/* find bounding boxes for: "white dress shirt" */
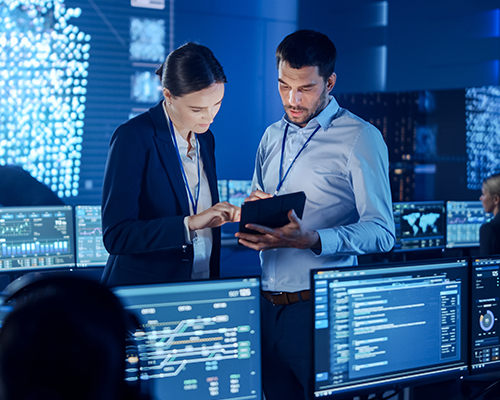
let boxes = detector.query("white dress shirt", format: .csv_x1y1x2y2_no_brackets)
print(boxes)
163,103,212,279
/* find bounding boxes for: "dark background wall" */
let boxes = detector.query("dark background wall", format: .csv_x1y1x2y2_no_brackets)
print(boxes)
3,0,498,204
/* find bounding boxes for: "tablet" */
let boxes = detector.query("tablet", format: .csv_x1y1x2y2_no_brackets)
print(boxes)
239,191,306,234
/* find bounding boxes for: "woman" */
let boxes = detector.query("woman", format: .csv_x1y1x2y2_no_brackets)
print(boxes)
101,43,239,286
479,172,500,256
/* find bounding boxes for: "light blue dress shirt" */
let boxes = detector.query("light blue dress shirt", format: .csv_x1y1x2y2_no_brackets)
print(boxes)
252,96,395,292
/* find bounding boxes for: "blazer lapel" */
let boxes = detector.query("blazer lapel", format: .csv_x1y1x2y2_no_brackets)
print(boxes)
148,102,190,215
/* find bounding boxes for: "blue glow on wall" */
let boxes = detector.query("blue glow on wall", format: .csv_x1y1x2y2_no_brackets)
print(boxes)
0,0,90,198
466,85,500,189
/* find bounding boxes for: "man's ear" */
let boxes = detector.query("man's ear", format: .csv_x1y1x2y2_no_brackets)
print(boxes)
326,73,337,92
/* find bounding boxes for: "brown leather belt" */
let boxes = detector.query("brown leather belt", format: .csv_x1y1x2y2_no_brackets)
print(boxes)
261,290,311,306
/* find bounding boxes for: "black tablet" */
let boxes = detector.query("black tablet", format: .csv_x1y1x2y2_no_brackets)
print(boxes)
239,191,306,234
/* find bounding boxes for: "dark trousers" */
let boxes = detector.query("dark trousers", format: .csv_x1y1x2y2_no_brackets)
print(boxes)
260,295,313,400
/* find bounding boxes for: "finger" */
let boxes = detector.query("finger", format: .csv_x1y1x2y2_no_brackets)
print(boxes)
232,207,241,222
237,238,265,251
245,190,272,202
253,190,273,199
235,232,262,244
288,209,300,224
245,223,276,235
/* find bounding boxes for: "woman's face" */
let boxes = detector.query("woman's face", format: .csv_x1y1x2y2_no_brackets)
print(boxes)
164,83,225,136
480,184,499,215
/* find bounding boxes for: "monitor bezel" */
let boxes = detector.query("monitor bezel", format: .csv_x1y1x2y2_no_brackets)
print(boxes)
73,204,108,268
445,200,490,249
392,200,446,253
310,258,469,398
469,255,500,374
0,205,76,271
112,275,262,400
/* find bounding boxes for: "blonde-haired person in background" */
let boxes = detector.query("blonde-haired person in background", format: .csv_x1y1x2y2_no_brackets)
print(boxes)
480,172,500,255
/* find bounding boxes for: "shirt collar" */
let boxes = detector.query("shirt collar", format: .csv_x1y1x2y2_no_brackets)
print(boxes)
280,95,340,131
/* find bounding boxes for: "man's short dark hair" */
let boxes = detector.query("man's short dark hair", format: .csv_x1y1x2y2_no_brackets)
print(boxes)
276,30,337,81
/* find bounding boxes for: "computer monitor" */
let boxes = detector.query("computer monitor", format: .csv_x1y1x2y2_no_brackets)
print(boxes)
470,256,500,372
312,259,469,398
74,205,108,267
446,201,492,248
0,205,75,270
227,180,252,207
217,180,228,203
113,277,261,400
392,201,445,252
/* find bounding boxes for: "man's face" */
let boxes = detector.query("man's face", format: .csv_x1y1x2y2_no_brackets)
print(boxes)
278,61,336,127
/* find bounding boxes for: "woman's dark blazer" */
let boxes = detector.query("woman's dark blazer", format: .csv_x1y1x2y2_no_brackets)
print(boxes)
101,101,221,286
480,213,500,256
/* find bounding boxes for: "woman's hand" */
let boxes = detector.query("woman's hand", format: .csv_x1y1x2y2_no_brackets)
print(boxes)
188,202,241,231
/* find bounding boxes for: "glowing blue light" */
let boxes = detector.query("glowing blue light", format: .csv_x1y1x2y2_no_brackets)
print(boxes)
466,85,500,189
0,0,90,198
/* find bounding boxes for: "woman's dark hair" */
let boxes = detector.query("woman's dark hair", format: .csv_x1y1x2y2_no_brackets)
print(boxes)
276,30,337,81
156,42,226,97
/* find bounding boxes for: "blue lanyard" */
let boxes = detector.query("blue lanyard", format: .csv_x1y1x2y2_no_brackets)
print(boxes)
168,119,201,214
275,123,321,195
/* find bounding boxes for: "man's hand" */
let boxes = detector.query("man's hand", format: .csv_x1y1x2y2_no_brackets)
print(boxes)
235,209,320,251
245,189,273,202
188,202,241,231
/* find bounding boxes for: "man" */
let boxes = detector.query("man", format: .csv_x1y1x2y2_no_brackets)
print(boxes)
0,274,150,400
0,165,64,206
236,30,395,400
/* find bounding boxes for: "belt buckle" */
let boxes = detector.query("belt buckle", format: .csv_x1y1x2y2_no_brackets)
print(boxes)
268,291,284,306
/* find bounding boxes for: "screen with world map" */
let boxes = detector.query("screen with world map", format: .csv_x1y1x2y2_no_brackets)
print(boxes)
393,201,445,252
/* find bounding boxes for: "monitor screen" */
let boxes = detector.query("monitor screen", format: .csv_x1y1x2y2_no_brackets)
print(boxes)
392,201,445,252
446,201,492,248
470,257,500,372
74,205,108,267
312,259,469,398
217,179,228,203
217,180,253,208
228,180,252,207
0,206,75,270
113,278,261,400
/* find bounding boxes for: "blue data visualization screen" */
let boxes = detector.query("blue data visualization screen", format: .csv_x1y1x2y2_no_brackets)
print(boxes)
113,278,261,400
470,257,500,372
446,201,492,248
312,259,469,398
74,205,108,267
0,205,74,270
393,201,445,252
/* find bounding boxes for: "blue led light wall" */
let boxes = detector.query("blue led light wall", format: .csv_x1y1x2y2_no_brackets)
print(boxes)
466,86,500,190
0,0,90,198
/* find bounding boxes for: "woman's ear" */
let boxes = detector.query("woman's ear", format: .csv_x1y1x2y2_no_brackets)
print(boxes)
163,88,173,104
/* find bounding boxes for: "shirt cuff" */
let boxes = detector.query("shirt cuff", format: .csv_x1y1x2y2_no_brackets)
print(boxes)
183,216,193,244
315,228,340,256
